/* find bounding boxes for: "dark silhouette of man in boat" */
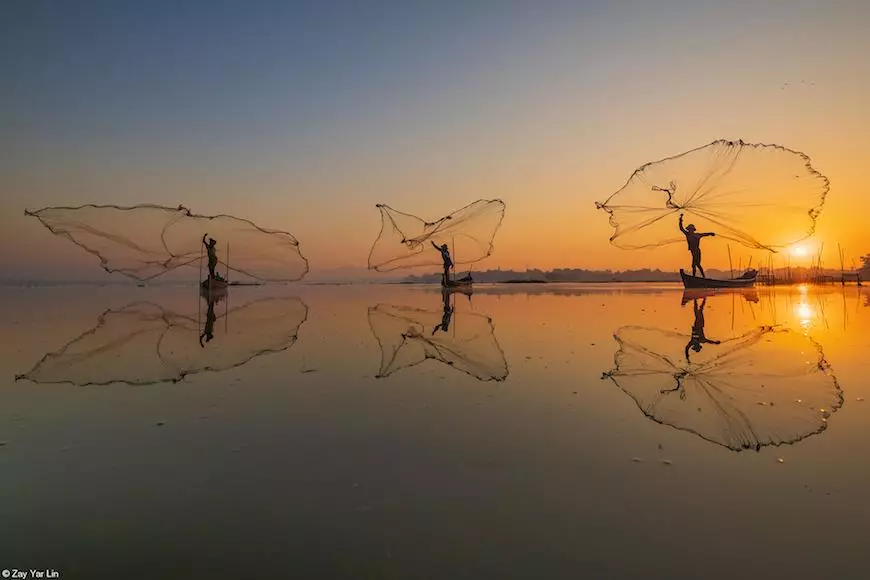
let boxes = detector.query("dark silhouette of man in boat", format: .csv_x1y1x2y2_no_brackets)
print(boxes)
432,289,454,334
679,214,715,278
431,241,453,285
202,233,223,282
684,297,720,361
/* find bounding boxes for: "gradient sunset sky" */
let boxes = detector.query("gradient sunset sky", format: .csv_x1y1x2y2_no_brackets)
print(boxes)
2,0,868,281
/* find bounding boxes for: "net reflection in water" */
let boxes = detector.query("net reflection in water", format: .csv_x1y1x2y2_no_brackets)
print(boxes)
603,324,842,451
17,295,308,386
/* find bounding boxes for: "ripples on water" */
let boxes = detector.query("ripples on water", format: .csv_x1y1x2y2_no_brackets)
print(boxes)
2,283,868,579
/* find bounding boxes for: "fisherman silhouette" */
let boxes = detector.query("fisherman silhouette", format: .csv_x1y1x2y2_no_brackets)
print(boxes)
679,214,716,278
202,233,221,281
431,241,453,285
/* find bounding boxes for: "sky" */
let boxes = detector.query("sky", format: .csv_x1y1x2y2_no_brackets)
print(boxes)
2,0,869,281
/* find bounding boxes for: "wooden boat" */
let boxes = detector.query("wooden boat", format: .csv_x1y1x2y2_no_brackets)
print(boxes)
200,276,229,295
442,274,473,289
680,269,757,289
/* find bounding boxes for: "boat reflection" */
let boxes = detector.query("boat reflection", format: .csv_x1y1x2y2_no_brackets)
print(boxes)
602,293,842,451
367,290,508,381
680,287,759,306
16,294,308,386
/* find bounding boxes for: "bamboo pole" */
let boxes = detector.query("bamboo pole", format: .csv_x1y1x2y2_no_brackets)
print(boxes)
206,238,212,295
225,242,229,334
731,291,735,330
452,289,456,339
838,242,845,286
198,242,203,329
818,243,825,284
728,244,734,279
451,236,456,283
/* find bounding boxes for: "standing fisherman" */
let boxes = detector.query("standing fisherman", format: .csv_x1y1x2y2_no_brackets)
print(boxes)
431,241,453,285
202,233,220,281
679,214,716,278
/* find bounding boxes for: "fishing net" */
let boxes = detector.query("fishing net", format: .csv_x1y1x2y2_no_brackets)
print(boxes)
367,299,508,381
16,296,308,385
368,199,505,272
602,324,842,451
595,140,829,252
25,204,309,282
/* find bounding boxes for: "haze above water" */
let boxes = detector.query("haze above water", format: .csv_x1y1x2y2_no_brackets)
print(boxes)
2,283,868,578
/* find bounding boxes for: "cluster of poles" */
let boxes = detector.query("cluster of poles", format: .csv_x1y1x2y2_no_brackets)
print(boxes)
751,242,862,287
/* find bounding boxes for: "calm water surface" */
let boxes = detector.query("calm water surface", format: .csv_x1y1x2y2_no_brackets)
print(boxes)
1,283,868,579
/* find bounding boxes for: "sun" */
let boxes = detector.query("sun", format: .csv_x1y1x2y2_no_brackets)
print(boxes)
792,245,808,257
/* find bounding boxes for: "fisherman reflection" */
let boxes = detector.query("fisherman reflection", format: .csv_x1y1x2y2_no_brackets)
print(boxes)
685,297,721,361
432,289,454,334
199,294,221,347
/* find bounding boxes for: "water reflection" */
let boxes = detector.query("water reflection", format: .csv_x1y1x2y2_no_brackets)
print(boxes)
15,294,308,386
199,288,225,346
680,288,759,306
683,297,722,361
602,293,843,451
367,289,508,381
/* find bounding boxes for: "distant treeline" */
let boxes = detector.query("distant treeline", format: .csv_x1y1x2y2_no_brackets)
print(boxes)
401,268,704,283
404,259,870,284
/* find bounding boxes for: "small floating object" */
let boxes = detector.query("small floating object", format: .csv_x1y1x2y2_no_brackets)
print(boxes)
661,459,673,466
777,458,785,464
156,421,166,427
631,457,643,463
858,397,865,402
